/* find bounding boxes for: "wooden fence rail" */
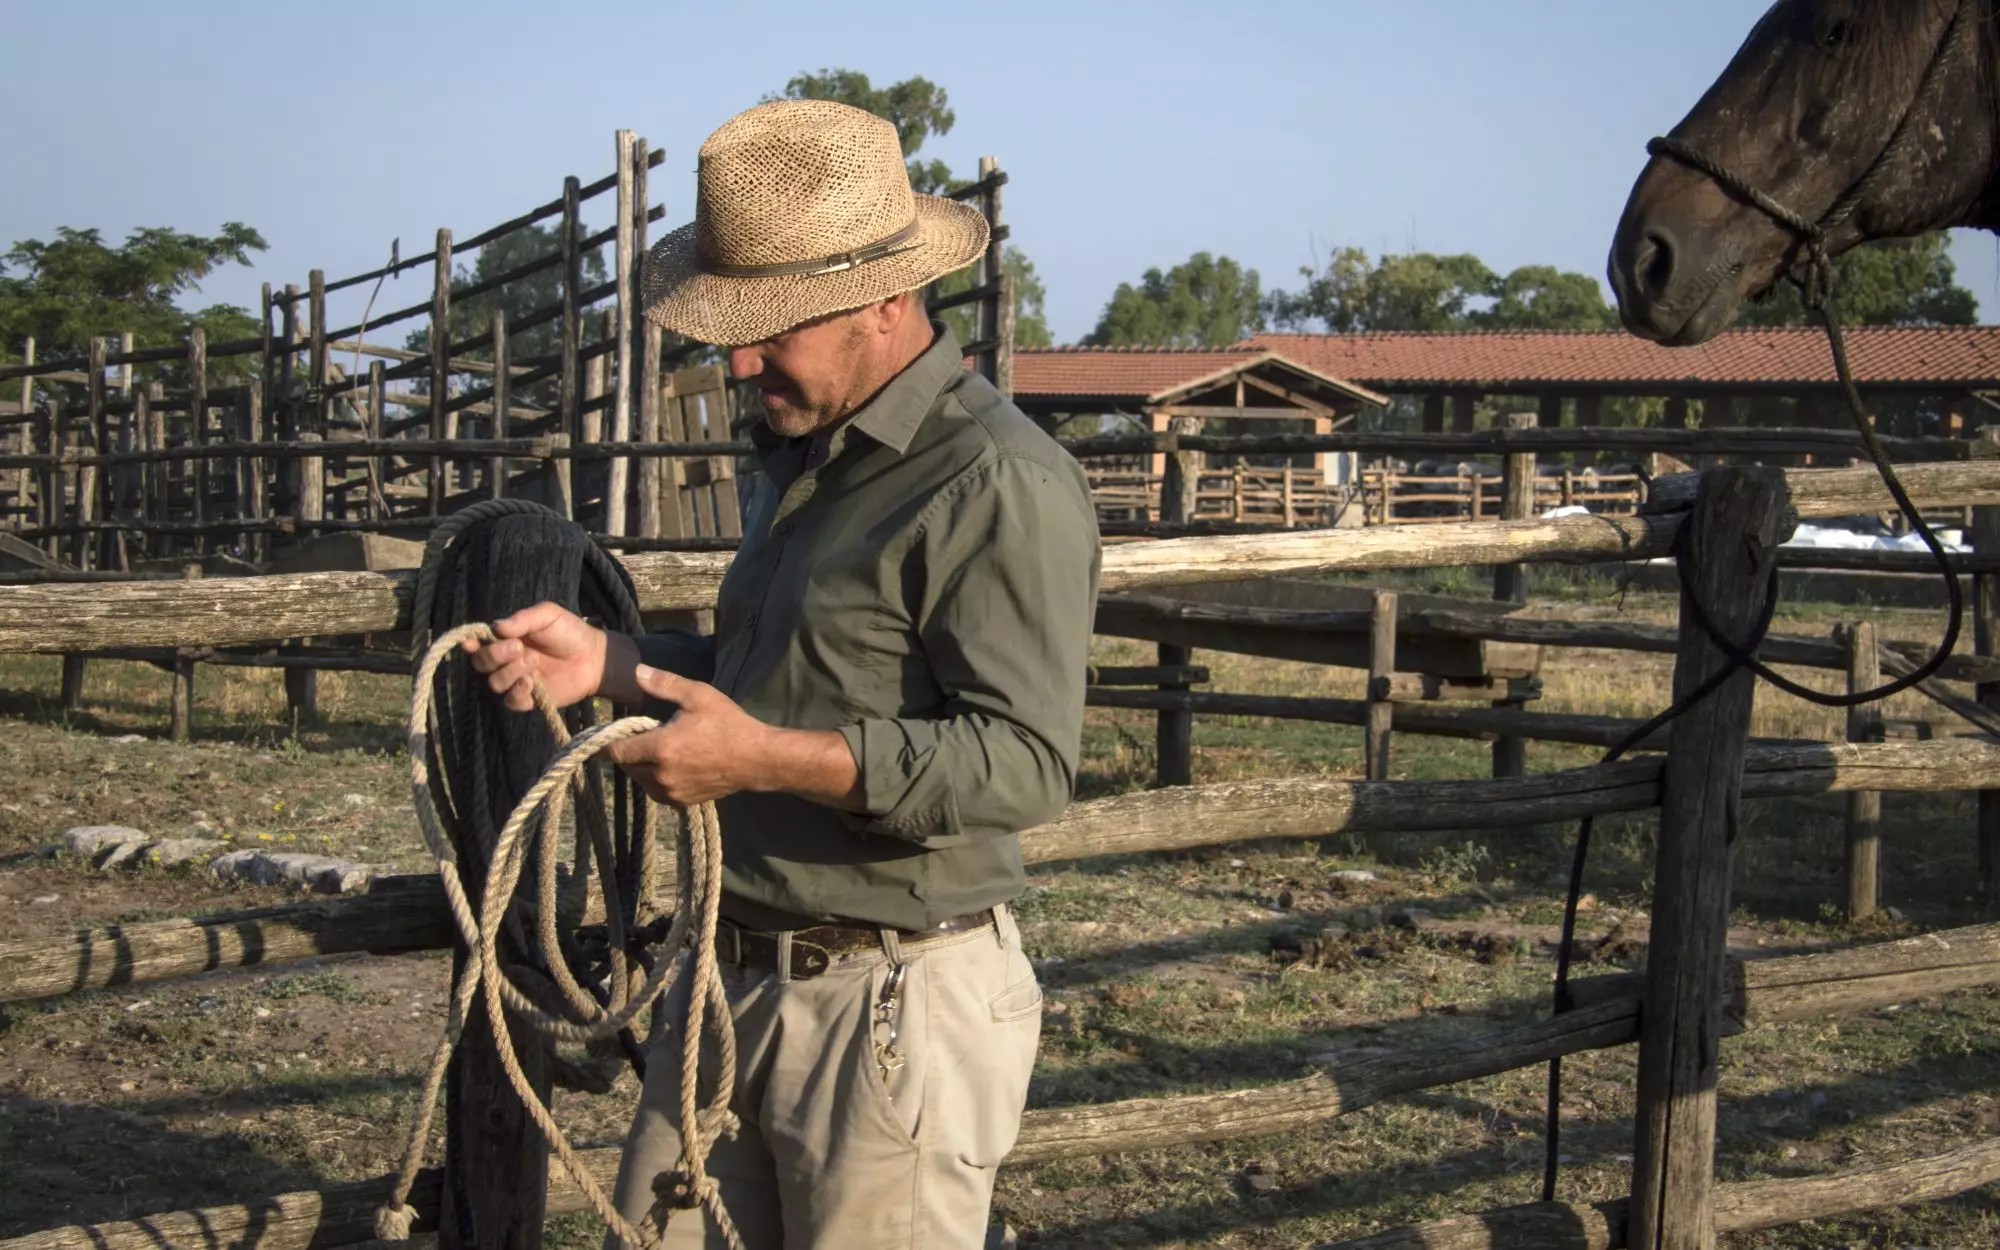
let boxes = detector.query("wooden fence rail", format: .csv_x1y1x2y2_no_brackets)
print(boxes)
3,459,1991,653
9,914,1998,1250
4,737,1993,1006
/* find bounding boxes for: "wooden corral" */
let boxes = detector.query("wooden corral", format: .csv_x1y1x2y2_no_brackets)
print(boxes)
4,459,2000,1247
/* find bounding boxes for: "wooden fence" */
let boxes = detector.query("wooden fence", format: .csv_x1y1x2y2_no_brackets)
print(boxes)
4,458,2000,1247
0,135,1014,568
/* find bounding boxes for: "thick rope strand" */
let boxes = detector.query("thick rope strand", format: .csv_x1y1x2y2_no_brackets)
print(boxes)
375,623,743,1249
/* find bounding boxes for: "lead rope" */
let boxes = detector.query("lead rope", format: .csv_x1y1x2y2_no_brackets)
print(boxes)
372,622,745,1250
1541,0,1979,1204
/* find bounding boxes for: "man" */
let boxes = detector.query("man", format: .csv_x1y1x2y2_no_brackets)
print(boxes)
464,99,1100,1248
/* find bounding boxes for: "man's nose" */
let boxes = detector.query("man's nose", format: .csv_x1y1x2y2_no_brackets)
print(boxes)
729,346,763,379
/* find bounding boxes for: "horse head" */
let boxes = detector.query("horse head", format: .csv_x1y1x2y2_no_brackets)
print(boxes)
1608,0,1999,345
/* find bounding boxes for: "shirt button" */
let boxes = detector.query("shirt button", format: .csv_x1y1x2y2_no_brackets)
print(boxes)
776,520,795,537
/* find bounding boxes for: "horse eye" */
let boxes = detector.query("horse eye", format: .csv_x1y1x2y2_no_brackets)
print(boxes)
1821,19,1851,48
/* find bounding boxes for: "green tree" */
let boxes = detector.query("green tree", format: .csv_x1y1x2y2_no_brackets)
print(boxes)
1483,265,1619,330
1734,232,1977,327
775,69,958,194
931,246,1052,349
0,223,266,374
1084,252,1265,347
1266,248,1615,332
403,221,609,402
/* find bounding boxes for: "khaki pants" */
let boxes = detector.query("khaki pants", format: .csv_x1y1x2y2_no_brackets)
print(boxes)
607,907,1042,1249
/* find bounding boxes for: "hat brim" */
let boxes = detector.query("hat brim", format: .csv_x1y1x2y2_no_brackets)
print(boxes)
640,194,990,348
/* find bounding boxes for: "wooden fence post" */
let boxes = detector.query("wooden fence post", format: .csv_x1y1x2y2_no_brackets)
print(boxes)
186,327,207,555
1493,411,1537,779
1975,457,2000,915
365,361,387,524
607,130,638,541
1629,466,1788,1250
81,337,105,571
10,335,30,537
544,433,573,520
1845,620,1882,921
1365,589,1398,781
1154,417,1200,787
428,230,453,517
170,564,203,743
283,434,324,730
488,312,509,502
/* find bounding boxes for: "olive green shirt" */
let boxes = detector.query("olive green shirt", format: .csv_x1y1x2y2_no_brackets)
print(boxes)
634,326,1101,931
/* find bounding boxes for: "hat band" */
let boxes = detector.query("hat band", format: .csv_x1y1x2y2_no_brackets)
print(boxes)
699,218,923,279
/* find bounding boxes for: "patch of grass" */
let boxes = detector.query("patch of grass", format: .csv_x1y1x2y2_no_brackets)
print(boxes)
263,971,372,1005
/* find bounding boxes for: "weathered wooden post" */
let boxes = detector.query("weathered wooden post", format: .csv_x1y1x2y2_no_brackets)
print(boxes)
186,327,208,554
169,564,202,743
1845,619,1882,920
1493,411,1537,779
1629,465,1788,1250
1365,589,1398,781
1976,426,2000,914
283,434,324,729
428,230,453,517
488,312,509,502
544,433,574,520
1154,416,1200,786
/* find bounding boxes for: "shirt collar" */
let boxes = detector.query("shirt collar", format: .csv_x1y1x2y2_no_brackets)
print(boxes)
846,321,963,456
748,321,964,467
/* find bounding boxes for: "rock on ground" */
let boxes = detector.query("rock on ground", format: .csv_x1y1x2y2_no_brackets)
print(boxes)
208,849,375,894
147,837,227,868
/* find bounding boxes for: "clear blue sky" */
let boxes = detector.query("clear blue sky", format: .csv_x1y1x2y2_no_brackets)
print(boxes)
4,0,1996,345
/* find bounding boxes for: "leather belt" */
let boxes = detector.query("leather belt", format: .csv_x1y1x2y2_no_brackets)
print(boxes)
714,909,998,980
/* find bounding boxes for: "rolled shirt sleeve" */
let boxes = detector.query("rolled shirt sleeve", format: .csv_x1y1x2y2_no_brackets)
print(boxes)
837,454,1101,841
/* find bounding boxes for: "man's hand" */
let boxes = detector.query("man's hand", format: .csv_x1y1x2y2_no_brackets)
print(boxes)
461,601,624,713
605,666,861,809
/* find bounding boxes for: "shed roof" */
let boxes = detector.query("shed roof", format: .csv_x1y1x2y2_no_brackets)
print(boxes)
1009,347,1386,411
1244,326,2000,389
1010,326,2000,399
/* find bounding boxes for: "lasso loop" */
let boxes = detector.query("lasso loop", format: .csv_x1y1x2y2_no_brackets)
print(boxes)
375,622,743,1250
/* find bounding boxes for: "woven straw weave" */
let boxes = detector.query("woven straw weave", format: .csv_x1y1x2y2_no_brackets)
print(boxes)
643,100,988,347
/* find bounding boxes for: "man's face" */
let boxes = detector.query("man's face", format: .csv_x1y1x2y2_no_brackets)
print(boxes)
729,299,901,439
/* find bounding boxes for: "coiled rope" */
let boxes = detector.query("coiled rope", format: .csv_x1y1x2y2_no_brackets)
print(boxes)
372,500,744,1250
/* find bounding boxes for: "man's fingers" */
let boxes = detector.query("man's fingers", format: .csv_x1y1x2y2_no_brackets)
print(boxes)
485,658,534,697
633,664,703,705
464,637,520,674
493,601,569,640
504,677,535,713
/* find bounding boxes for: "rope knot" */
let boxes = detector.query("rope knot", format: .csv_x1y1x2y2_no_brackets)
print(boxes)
373,1201,418,1242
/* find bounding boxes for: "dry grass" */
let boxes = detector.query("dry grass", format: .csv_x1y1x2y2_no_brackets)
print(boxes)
3,583,1999,1247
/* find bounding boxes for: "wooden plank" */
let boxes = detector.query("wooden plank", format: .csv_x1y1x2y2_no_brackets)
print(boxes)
1846,620,1882,921
1629,467,1788,1250
1366,590,1397,779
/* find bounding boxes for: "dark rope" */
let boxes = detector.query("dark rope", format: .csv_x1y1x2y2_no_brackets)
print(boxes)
1544,1,1979,1201
411,499,657,1109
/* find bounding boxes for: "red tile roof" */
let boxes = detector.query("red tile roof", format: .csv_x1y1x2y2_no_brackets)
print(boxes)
1011,327,2000,399
1010,346,1266,399
1245,326,2000,388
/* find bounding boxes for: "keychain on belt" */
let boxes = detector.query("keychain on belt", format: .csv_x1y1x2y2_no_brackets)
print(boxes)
872,962,908,1081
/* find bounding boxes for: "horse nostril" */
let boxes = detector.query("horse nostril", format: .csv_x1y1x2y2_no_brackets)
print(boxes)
1635,227,1678,301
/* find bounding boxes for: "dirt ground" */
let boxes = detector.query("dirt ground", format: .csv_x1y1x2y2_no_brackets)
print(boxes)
3,581,1998,1247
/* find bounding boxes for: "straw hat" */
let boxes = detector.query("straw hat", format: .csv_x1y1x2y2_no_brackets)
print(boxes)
641,99,990,347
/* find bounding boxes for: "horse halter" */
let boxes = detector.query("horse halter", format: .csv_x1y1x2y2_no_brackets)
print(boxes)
1645,0,1974,307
